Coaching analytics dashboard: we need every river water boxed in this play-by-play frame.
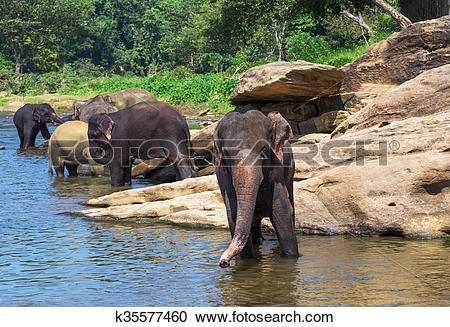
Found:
[0,112,448,306]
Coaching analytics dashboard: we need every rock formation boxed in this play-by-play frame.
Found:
[77,64,450,238]
[229,60,344,104]
[78,19,450,238]
[333,64,450,137]
[227,60,379,137]
[341,15,450,92]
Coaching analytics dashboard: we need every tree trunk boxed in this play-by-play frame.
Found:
[13,44,23,74]
[400,0,449,23]
[274,20,287,61]
[373,0,412,29]
[275,30,282,61]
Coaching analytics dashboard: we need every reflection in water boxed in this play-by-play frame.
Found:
[0,112,449,306]
[217,247,299,306]
[216,237,449,307]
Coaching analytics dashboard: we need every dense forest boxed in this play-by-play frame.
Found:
[0,0,446,111]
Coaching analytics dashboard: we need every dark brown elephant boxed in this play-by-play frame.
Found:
[88,102,197,186]
[213,110,298,268]
[74,95,118,122]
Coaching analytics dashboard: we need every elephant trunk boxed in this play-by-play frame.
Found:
[219,170,261,268]
[50,113,64,125]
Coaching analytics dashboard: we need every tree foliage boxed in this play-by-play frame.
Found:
[0,0,407,77]
[0,0,93,73]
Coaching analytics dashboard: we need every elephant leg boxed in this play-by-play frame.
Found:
[65,164,79,176]
[40,124,51,140]
[52,158,65,177]
[123,166,132,186]
[16,126,24,148]
[173,156,195,180]
[109,162,124,186]
[216,165,237,237]
[251,217,263,246]
[54,166,65,177]
[239,235,255,259]
[22,126,35,149]
[269,182,299,258]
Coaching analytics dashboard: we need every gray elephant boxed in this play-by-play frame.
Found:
[213,110,299,268]
[74,95,118,122]
[103,88,157,109]
[48,120,104,176]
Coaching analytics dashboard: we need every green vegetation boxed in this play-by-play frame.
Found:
[0,0,405,114]
[0,67,237,114]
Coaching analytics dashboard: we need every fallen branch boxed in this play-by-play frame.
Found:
[342,10,373,34]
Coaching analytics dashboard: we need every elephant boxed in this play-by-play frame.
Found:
[72,101,86,116]
[213,110,299,268]
[103,88,157,109]
[48,120,104,177]
[88,101,197,186]
[74,95,118,122]
[13,103,63,149]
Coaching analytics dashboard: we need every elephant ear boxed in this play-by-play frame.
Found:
[103,95,113,103]
[268,111,293,162]
[32,107,45,123]
[98,115,115,140]
[73,104,81,119]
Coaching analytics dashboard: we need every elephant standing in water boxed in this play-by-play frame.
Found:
[74,95,118,122]
[13,103,63,149]
[213,110,299,268]
[73,88,157,122]
[48,121,104,177]
[88,102,197,186]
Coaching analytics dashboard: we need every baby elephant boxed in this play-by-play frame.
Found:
[14,103,63,149]
[214,110,299,268]
[49,121,104,177]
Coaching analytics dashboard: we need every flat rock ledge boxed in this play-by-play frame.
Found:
[76,176,276,232]
[74,153,449,237]
[229,60,344,104]
[85,175,219,207]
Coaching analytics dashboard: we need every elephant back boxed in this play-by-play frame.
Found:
[78,95,118,122]
[104,88,157,110]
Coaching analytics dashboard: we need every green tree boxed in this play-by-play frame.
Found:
[0,0,93,73]
[208,0,411,57]
[293,0,411,29]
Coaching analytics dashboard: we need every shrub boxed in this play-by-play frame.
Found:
[0,53,13,71]
[286,32,332,63]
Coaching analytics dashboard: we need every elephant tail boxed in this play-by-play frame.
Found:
[48,138,53,175]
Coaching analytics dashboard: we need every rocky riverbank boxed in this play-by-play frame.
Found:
[76,17,449,238]
[75,62,450,237]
